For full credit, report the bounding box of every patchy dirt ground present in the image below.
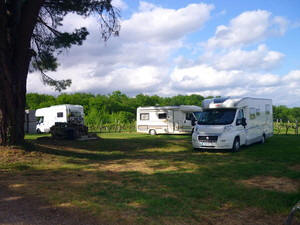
[1,183,298,225]
[240,176,300,193]
[0,185,100,225]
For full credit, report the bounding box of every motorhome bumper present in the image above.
[192,134,232,149]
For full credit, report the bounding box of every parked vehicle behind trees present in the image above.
[35,104,84,133]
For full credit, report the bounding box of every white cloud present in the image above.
[205,10,288,49]
[28,1,213,94]
[168,64,300,106]
[210,44,284,71]
[122,3,214,42]
[170,65,240,91]
[28,2,214,97]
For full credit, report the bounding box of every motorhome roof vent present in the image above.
[213,97,229,104]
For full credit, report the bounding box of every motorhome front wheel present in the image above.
[232,138,240,152]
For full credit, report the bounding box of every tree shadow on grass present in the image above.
[28,135,194,164]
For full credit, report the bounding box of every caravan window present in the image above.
[158,113,167,119]
[57,112,63,118]
[140,113,149,120]
[250,108,256,119]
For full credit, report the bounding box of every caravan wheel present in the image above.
[149,129,157,135]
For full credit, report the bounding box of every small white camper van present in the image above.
[35,104,84,133]
[192,97,273,152]
[137,105,202,135]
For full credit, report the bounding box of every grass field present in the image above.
[0,133,299,224]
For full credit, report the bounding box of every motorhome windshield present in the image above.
[193,111,202,120]
[197,109,236,125]
[70,111,82,117]
[36,117,44,124]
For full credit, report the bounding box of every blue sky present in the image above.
[28,0,300,106]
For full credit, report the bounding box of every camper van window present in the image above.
[140,113,149,120]
[158,113,167,119]
[197,109,236,125]
[265,104,271,115]
[250,108,256,119]
[57,112,63,118]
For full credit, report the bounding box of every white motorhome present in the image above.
[137,105,202,135]
[35,104,84,133]
[192,97,273,152]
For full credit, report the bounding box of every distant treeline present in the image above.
[26,92,300,127]
[26,91,206,129]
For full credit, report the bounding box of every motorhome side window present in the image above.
[158,113,167,119]
[265,104,271,115]
[140,113,149,120]
[256,108,260,116]
[250,108,256,119]
[57,112,63,118]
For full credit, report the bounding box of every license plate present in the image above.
[199,142,213,147]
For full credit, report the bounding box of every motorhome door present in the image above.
[167,110,174,133]
[183,112,193,132]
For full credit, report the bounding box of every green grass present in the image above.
[1,133,299,224]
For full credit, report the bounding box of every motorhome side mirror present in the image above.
[191,117,196,126]
[241,118,247,127]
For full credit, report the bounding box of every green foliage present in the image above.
[273,105,300,122]
[26,92,300,132]
[26,91,207,129]
[26,93,56,109]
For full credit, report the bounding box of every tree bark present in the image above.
[0,0,44,145]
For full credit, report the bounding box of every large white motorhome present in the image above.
[137,105,202,135]
[35,104,84,133]
[192,97,273,152]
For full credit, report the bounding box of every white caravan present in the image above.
[192,97,273,151]
[35,104,84,133]
[137,105,202,135]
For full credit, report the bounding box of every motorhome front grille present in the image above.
[198,136,218,142]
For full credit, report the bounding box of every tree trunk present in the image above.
[0,53,29,145]
[0,0,44,145]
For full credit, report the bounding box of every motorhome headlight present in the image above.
[223,125,233,132]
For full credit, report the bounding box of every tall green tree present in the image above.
[0,0,120,145]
